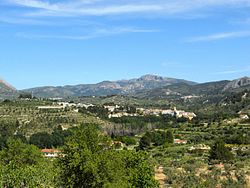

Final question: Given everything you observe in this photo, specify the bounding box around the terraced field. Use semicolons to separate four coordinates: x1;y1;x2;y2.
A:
0;100;116;137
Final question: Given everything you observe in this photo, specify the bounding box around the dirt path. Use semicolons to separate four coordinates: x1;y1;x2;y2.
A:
155;166;167;188
246;175;250;188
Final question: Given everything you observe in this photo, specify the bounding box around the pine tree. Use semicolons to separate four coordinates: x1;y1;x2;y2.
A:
209;139;234;162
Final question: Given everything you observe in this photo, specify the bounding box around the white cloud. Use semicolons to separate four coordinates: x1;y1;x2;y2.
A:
0;16;52;25
215;66;250;75
5;0;250;17
187;31;250;42
4;0;250;41
15;27;159;40
7;0;59;10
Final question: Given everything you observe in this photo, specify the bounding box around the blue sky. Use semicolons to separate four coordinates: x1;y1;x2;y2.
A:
0;0;250;89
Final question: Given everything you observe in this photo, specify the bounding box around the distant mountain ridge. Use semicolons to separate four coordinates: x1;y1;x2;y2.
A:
223;77;250;91
0;75;249;99
136;77;250;99
23;75;197;98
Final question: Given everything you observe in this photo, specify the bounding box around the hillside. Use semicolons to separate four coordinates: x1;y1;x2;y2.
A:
0;79;17;99
136;77;250;99
23;74;196;98
136;81;229;99
223;76;250;91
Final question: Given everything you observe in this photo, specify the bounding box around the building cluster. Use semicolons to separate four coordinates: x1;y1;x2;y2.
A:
142;109;175;116
104;105;120;112
181;95;199;100
37;102;94;110
175;110;197;120
58;102;94;109
137;107;196;120
174;139;188;144
104;105;138;118
239;114;249;120
37;101;196;120
107;106;196;120
189;144;211;151
99;104;197;120
108;113;138;118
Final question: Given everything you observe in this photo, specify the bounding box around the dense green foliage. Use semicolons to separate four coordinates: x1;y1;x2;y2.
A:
139;130;174;150
112;135;137;146
79;106;109;119
29;126;71;148
58;124;159;188
18;93;33;99
0;139;56;187
209;140;234;163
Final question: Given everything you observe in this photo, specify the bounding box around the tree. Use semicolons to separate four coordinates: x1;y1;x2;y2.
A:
58;124;159;188
120;136;137;146
124;151;159;188
209;139;234;163
18;93;32;99
0;120;19;139
165;129;174;144
13;133;27;143
138;131;152;150
0;138;56;187
30;132;53;148
58;124;123;187
0;138;42;167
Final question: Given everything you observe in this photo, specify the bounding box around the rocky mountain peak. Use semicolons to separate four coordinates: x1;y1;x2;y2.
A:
138;74;165;81
223;76;250;91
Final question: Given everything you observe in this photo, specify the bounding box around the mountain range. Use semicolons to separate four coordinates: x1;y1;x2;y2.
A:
0;75;250;99
136;77;250;99
22;75;196;98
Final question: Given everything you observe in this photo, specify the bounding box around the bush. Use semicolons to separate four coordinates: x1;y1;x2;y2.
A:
209;139;234;163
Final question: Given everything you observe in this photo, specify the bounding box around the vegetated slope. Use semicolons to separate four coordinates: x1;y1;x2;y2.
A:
0;79;17;99
135;77;250;118
136;77;250;100
23;74;196;98
0;100;119;137
135;81;229;99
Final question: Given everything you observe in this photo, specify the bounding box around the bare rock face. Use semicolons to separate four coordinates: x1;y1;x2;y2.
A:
223;77;250;91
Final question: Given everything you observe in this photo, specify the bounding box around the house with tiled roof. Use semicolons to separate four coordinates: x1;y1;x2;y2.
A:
41;149;62;158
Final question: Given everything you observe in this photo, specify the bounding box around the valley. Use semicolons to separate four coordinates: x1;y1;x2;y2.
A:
0;75;249;187
2;1;250;186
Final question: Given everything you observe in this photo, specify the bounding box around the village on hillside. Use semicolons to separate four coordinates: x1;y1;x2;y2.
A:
37;101;197;120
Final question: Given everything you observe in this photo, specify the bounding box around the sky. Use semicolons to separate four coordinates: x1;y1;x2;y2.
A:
0;0;250;89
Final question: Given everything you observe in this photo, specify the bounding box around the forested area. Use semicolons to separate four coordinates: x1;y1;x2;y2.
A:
0;123;158;187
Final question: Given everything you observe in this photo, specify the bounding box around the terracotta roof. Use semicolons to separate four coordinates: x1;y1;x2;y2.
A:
41;149;61;153
174;139;187;143
176;140;185;143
